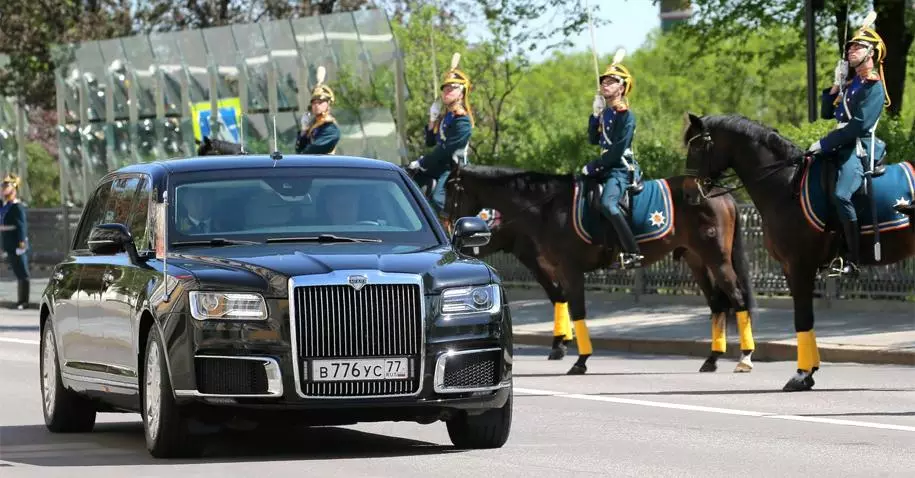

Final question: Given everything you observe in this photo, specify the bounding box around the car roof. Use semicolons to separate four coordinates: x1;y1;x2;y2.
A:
114;154;403;177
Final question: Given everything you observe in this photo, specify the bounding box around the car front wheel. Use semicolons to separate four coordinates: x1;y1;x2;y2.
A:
446;390;512;449
40;323;97;433
143;326;199;458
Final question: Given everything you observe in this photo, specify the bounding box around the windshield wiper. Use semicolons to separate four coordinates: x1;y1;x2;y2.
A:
170;238;261;247
266;234;382;244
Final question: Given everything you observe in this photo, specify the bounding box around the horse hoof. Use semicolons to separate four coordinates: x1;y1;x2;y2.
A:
566;364;587;375
547;347;567;360
733;360;753;373
699;358;718;373
782;372;814;392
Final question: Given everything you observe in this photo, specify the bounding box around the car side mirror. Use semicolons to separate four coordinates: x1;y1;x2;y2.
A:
451;216;491;250
88;223;142;263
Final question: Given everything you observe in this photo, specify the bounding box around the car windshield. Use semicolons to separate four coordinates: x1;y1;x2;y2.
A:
168;167;439;246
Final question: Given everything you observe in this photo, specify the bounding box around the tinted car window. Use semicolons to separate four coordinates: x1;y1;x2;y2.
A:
127;176;152;251
103;176;141;225
73;180;114;250
169;168;438;245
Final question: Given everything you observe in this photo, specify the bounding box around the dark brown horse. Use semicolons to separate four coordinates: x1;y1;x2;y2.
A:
441;163;758;375
682;113;915;391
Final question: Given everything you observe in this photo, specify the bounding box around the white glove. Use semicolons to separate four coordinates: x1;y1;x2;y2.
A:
429;99;442;122
581;165;590;175
16;247;26;256
808;140;822;153
300;111;312;129
833;59;848;87
592;94;605;117
408;160;421;170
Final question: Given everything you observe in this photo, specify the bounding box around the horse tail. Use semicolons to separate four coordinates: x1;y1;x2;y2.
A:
729;199;757;314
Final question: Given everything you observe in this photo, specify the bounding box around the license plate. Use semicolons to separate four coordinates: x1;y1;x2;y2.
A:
310;358;409;382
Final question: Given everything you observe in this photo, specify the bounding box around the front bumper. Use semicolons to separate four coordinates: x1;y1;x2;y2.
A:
159;290;513;414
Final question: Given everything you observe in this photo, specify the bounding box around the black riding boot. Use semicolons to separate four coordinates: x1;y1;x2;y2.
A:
606;211;644;268
17;280;29;310
838;219;861;278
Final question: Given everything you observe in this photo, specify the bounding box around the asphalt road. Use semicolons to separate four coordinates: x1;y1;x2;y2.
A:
1;313;913;477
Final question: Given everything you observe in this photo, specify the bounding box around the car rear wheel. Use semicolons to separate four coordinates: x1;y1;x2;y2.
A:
40;323;97;433
446;390;512;449
143;326;199;458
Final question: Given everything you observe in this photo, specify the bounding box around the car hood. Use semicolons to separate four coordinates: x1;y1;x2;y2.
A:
167;243;496;296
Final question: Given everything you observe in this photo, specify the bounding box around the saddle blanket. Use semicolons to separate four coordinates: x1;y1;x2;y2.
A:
572;178;675;245
799;159;915;234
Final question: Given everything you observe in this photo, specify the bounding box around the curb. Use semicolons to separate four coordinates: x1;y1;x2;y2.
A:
512;333;915;366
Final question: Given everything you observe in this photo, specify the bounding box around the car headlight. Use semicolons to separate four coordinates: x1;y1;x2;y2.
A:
189;291;267;320
441;284;501;317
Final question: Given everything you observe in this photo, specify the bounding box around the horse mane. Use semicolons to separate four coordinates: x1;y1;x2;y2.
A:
688;114;804;160
458;164;571;195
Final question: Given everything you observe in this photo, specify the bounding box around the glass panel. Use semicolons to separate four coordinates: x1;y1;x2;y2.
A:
232;22;270;113
242;113;271;153
172;29;210;103
128;176;153;251
148;32;191;114
58;124;86;206
360;107;399;163
51;45;82;124
82;122;109;189
322;12;369;83
290;16;338;84
73;180;113;250
97;38;130;121
261;20;302;111
120;35;158;118
73;41;109;123
103;175;141;224
109;120;134;170
352;9;396;69
201;26;241;100
332;108;365;157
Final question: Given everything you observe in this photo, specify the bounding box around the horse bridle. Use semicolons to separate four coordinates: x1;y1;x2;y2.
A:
684;130;801;201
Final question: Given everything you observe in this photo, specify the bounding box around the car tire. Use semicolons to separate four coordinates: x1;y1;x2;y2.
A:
446;390;512;449
143;326;200;458
40;323;97;433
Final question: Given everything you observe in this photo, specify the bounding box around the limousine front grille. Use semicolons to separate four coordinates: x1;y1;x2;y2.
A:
292;283;423;397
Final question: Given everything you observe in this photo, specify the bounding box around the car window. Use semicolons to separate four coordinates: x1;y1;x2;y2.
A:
72;180;113;250
103;176;141;225
126;176;152;251
169;170;437;245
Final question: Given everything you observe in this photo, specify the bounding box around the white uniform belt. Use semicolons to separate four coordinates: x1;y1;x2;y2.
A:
835;122;848;129
600;148;608;155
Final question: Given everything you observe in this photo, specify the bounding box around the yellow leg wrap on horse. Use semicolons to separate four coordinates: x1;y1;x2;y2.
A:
553;302;573;340
811;330;821;369
711;313;727;353
736;310;755;351
797;331;815;372
573;320;592;355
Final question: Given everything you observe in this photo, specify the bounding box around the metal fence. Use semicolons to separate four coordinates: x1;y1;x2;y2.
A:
47;9;408;208
7;204;913;304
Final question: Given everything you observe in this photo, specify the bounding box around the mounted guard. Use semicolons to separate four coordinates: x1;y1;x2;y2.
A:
295;66;341;155
580;50;644;269
806;13;890;278
407;53;474;220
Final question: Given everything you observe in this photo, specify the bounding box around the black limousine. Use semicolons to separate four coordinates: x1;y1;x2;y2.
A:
38;154;513;458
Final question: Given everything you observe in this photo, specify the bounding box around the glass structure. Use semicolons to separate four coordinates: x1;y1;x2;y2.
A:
48;9;408;207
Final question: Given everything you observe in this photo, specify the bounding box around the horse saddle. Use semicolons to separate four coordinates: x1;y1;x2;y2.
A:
580;173;644;220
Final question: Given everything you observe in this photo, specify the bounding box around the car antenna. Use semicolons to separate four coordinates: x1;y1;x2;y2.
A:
270;114;282;162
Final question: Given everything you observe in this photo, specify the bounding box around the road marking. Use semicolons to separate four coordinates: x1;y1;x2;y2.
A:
0;337;38;345
514;387;915;433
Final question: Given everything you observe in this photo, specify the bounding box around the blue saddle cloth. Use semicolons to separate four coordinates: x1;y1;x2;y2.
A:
799;158;915;234
572;178;675;245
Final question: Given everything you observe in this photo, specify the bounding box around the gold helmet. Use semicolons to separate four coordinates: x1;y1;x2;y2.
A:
599;63;633;97
845;26;891;107
2;173;20;189
311;84;335;105
310;65;335;105
439;55;474;127
846;27;887;64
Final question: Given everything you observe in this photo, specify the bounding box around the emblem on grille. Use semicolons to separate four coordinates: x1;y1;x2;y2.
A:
347;274;368;291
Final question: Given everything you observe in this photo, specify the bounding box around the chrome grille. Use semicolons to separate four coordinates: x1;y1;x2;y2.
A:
293;283;423;397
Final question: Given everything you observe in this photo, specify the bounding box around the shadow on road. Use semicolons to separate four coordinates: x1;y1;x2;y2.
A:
0;421;459;466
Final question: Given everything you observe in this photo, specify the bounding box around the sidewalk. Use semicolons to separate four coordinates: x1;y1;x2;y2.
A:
3;279;913;366
505;287;915;366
